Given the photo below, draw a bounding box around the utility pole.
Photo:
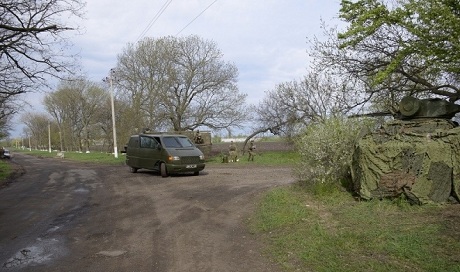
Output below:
[105,69,118,158]
[48,121,51,153]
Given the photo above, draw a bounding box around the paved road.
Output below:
[0,153,294,271]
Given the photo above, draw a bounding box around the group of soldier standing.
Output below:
[192,130,257,162]
[228,140,256,162]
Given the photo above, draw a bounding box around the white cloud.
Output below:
[13,0,342,136]
[74,0,341,85]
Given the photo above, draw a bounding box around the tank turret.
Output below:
[399,96,460,119]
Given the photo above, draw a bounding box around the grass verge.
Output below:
[249,183,460,272]
[12,149,299,166]
[0,160,12,184]
[12,149,125,165]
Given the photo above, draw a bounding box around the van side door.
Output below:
[126,136,140,168]
[139,136,161,169]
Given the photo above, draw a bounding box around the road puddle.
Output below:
[2,238,67,269]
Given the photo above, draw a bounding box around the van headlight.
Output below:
[199,155,205,160]
[168,156,180,162]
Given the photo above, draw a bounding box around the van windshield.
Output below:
[163,136,194,148]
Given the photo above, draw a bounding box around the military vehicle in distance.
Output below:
[123,133,205,177]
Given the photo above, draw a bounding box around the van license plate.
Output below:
[186,164,197,169]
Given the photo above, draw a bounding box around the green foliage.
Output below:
[251,185,460,271]
[294,117,372,186]
[338,0,390,48]
[337,0,460,101]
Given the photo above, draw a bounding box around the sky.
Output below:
[16,0,343,136]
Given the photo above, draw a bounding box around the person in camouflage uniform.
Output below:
[248,140,256,161]
[228,141,238,162]
[194,130,204,144]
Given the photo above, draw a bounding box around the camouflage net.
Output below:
[351,119,460,204]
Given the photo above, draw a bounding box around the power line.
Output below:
[136,0,173,42]
[176,0,218,35]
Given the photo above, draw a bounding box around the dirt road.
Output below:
[0,153,294,271]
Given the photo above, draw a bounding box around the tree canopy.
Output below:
[43,79,109,152]
[336,0,460,104]
[115,35,247,133]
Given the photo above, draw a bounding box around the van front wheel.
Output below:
[160,163,168,178]
[129,166,138,173]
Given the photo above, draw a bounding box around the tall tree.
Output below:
[20,112,52,149]
[0,0,84,130]
[116,35,247,132]
[44,79,108,152]
[335,0,460,105]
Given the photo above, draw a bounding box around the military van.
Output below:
[124,133,205,177]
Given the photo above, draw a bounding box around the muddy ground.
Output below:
[0,153,294,271]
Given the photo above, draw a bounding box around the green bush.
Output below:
[294,116,373,188]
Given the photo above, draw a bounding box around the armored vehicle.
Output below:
[124,133,205,177]
[352,96,460,204]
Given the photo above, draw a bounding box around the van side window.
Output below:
[128,137,139,147]
[140,136,158,149]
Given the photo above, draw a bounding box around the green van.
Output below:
[124,133,206,177]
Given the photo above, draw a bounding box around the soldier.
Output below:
[228,141,238,162]
[194,130,204,144]
[248,140,256,161]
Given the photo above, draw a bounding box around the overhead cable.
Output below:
[136,0,173,42]
[176,0,218,35]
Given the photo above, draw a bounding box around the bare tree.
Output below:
[249,70,364,144]
[44,79,108,152]
[0,0,84,132]
[116,35,247,132]
[20,112,51,149]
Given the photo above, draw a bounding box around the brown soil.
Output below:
[0,154,294,271]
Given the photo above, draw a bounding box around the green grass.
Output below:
[207,150,299,165]
[12,149,125,165]
[249,184,460,272]
[0,160,12,182]
[15,149,299,166]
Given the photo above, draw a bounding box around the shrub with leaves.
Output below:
[294,117,372,186]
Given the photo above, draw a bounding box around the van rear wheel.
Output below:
[160,163,168,178]
[129,166,138,173]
